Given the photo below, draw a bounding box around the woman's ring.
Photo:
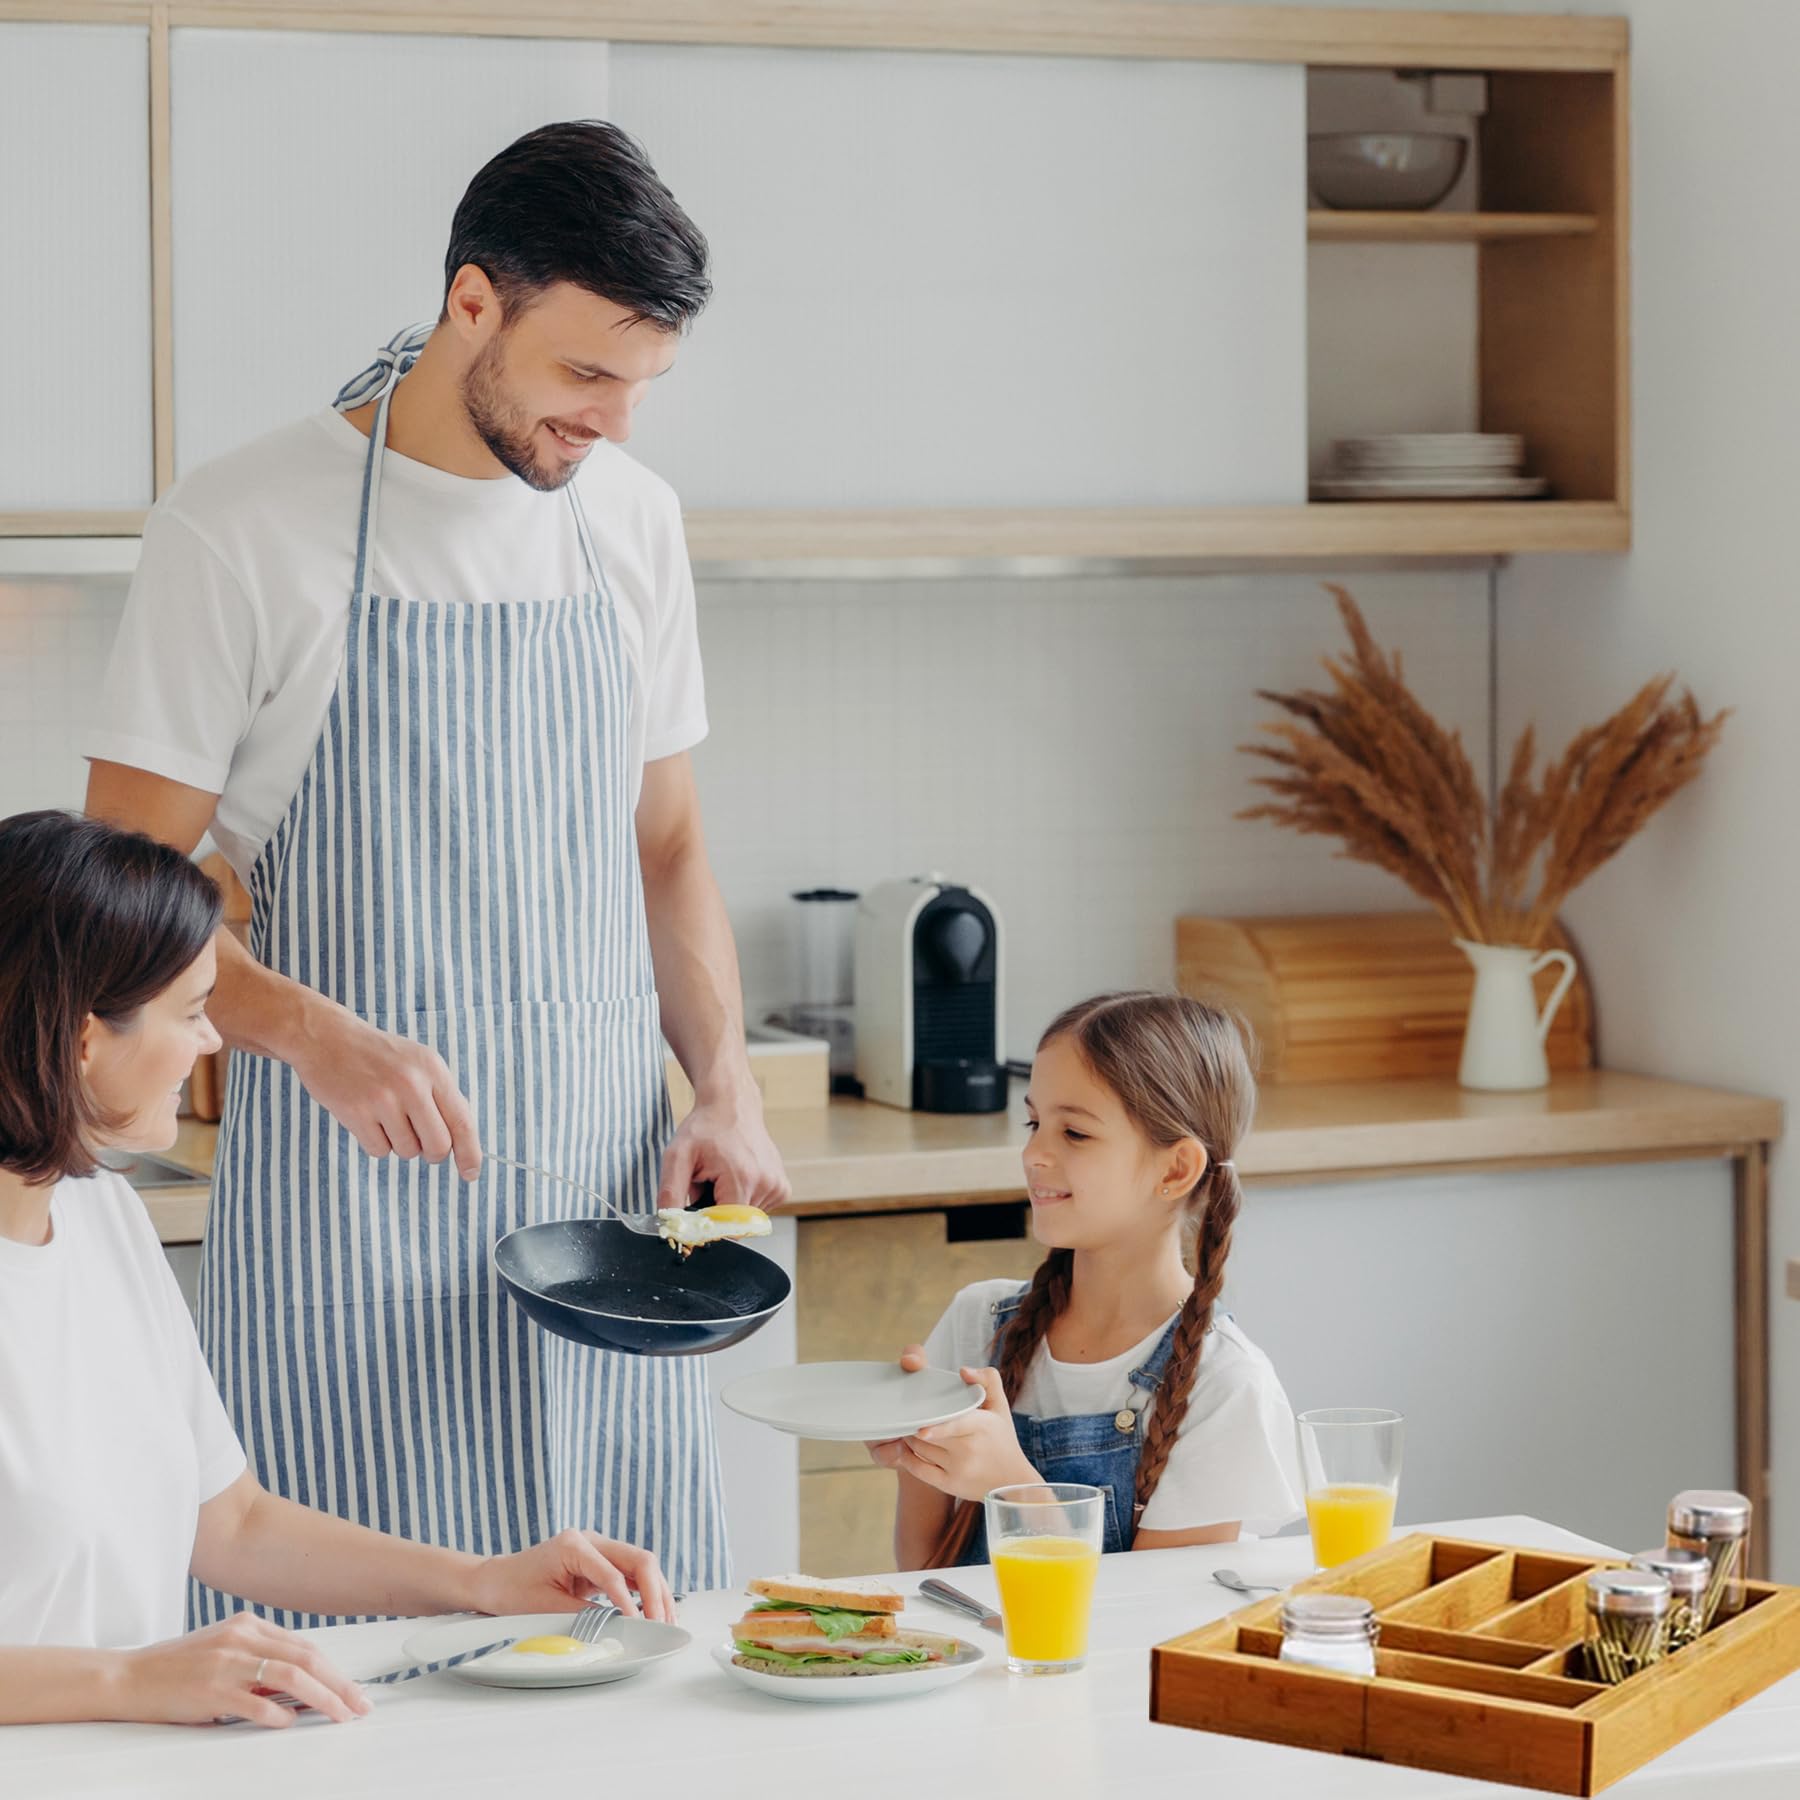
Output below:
[254,1657,269,1689]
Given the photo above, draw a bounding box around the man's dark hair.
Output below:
[0,811,222,1185]
[444,120,710,331]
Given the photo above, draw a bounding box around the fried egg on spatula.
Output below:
[657,1203,773,1256]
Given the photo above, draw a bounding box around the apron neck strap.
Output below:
[352,383,395,608]
[566,480,606,596]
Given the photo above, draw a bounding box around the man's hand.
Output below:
[657,1088,790,1213]
[292,1005,482,1179]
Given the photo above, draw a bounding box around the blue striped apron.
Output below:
[194,351,728,1624]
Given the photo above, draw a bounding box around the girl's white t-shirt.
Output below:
[84,406,708,889]
[924,1278,1303,1536]
[0,1172,246,1648]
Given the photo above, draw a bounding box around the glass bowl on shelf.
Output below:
[1307,132,1467,211]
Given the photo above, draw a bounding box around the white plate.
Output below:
[1334,433,1523,470]
[720,1361,983,1441]
[399,1612,690,1689]
[1312,473,1548,500]
[710,1633,986,1703]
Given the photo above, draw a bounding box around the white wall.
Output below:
[1494,0,1800,1579]
[0,580,126,821]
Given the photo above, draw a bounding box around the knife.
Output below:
[362,1631,522,1686]
[917,1578,1003,1634]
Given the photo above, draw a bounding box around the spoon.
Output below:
[1213,1569,1283,1598]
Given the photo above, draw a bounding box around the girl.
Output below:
[874,992,1301,1567]
[0,811,674,1729]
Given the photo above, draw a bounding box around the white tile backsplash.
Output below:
[693,569,1493,1052]
[1,567,1491,1055]
[0,578,128,819]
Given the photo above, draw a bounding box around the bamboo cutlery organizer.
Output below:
[1150,1535,1800,1794]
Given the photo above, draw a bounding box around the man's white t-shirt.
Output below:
[0,1172,246,1649]
[85,407,709,888]
[924,1278,1303,1536]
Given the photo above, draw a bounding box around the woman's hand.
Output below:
[114,1613,370,1728]
[868,1348,1037,1503]
[467,1530,677,1624]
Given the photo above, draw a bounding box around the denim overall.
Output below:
[959,1290,1177,1564]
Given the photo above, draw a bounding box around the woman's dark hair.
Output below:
[0,811,222,1185]
[444,120,711,330]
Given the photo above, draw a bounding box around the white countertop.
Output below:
[6,1518,1797,1799]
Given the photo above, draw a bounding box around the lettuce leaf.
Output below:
[732,1639,931,1668]
[748,1599,879,1642]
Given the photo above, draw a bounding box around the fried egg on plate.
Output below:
[475,1634,623,1673]
[657,1204,773,1254]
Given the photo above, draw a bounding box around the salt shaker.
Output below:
[1667,1490,1752,1628]
[1628,1547,1709,1651]
[1585,1569,1669,1685]
[1278,1593,1378,1677]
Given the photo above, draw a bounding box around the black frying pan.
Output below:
[492,1216,791,1357]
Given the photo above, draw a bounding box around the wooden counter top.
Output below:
[146,1069,1781,1243]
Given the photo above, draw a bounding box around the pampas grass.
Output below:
[1239,586,1730,948]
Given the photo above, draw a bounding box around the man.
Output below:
[85,121,787,1610]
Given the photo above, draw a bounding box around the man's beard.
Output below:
[460,335,581,493]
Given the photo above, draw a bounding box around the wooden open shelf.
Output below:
[681,501,1629,566]
[1152,1535,1800,1795]
[1308,210,1598,243]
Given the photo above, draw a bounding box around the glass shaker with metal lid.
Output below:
[1628,1547,1709,1651]
[1585,1568,1670,1685]
[1668,1489,1752,1628]
[1278,1593,1378,1677]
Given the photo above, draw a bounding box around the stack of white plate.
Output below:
[1313,433,1547,500]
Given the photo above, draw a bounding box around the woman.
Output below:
[0,811,674,1728]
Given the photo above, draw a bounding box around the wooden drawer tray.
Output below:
[1150,1535,1800,1794]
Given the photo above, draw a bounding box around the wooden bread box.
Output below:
[1175,911,1593,1084]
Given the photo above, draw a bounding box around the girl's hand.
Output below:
[115,1614,370,1728]
[467,1529,677,1624]
[873,1364,1038,1503]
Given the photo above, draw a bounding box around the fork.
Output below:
[486,1153,711,1235]
[571,1599,621,1645]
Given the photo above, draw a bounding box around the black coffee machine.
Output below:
[853,874,1006,1113]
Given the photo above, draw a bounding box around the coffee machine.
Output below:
[854,874,1005,1113]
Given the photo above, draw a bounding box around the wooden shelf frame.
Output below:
[0,2,1631,561]
[1309,209,1599,243]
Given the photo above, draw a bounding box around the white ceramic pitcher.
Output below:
[1454,939,1578,1092]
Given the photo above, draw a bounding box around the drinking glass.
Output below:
[984,1482,1104,1676]
[1297,1408,1404,1569]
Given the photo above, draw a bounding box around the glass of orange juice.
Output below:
[1297,1408,1404,1569]
[984,1482,1104,1676]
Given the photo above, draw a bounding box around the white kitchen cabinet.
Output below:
[0,23,154,511]
[609,44,1307,509]
[169,30,611,474]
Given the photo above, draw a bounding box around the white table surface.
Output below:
[6,1517,1797,1800]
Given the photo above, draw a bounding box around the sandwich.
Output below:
[729,1574,961,1678]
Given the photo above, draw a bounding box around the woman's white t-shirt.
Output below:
[0,1172,246,1648]
[84,407,708,888]
[924,1278,1303,1536]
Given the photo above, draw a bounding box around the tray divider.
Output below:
[1377,1622,1556,1669]
[1380,1552,1518,1630]
[1478,1571,1606,1645]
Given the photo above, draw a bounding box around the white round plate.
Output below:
[1313,473,1548,500]
[720,1361,983,1442]
[399,1612,690,1689]
[710,1633,986,1703]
